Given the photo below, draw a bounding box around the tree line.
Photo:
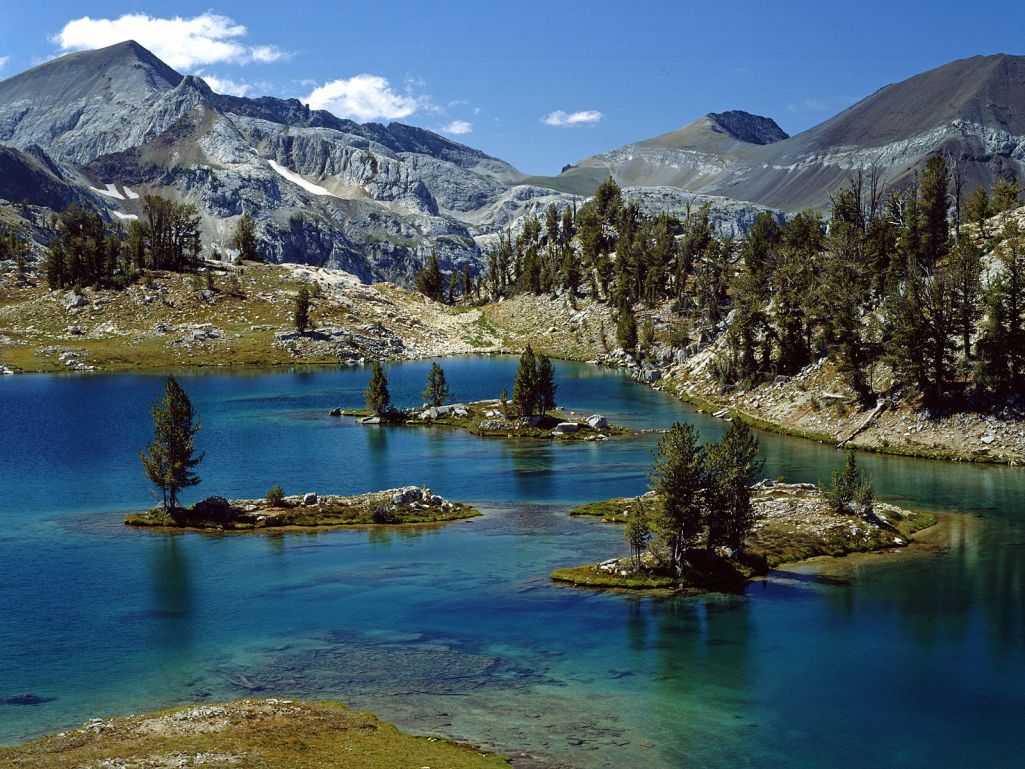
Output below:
[415,165,1023,403]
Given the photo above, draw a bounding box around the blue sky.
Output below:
[1,1,1023,174]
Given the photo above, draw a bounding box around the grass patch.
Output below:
[0,699,509,769]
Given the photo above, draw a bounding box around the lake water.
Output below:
[1,357,1023,768]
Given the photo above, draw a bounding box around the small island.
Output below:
[0,699,509,769]
[553,421,937,593]
[334,348,633,441]
[336,399,630,441]
[126,486,480,530]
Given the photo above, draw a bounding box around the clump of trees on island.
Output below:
[622,422,876,578]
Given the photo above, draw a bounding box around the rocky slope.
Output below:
[0,41,549,283]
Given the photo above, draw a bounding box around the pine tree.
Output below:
[624,503,652,571]
[139,376,204,513]
[415,250,444,301]
[536,353,557,414]
[825,453,872,517]
[649,422,706,572]
[976,221,1025,392]
[234,213,260,262]
[364,361,391,415]
[946,237,983,358]
[512,345,539,417]
[705,421,763,553]
[918,156,950,269]
[965,186,991,239]
[617,308,638,354]
[294,285,312,333]
[423,361,449,406]
[990,178,1021,213]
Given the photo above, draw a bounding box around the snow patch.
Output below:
[112,211,138,221]
[122,186,140,200]
[90,183,126,200]
[266,160,340,198]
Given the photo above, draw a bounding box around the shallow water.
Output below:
[1,357,1023,767]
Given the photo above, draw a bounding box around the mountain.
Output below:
[543,54,1025,211]
[0,41,566,282]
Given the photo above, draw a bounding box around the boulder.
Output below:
[66,325,83,336]
[360,416,382,425]
[190,496,238,523]
[586,414,609,429]
[302,492,318,506]
[553,422,579,434]
[329,407,342,417]
[62,291,87,310]
[520,415,542,427]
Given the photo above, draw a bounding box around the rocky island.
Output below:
[125,486,479,531]
[553,481,937,592]
[0,699,509,769]
[336,399,631,441]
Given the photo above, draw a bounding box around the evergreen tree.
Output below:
[422,361,449,406]
[650,422,706,572]
[624,503,652,570]
[918,156,950,269]
[536,353,557,414]
[990,178,1021,213]
[976,221,1025,392]
[705,421,763,552]
[364,361,391,415]
[234,213,260,262]
[512,345,539,417]
[415,250,444,301]
[293,285,312,333]
[965,186,992,239]
[143,195,201,271]
[946,237,983,358]
[617,307,638,354]
[139,376,204,513]
[826,453,873,517]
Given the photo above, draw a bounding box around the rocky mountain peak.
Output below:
[705,111,788,145]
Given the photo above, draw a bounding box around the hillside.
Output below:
[546,54,1025,211]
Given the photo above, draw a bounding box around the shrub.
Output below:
[266,484,286,506]
[370,501,397,524]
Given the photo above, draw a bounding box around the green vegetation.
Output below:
[266,484,285,506]
[0,699,509,769]
[511,344,556,417]
[233,212,261,262]
[126,488,480,530]
[139,375,204,514]
[293,284,312,333]
[414,249,444,301]
[554,418,937,593]
[364,361,390,415]
[423,361,449,406]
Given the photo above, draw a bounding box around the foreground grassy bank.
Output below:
[125,487,479,531]
[554,483,938,593]
[0,699,509,769]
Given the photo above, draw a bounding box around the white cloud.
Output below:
[441,120,473,135]
[199,74,251,97]
[541,109,604,127]
[0,56,8,71]
[305,74,425,122]
[52,12,286,70]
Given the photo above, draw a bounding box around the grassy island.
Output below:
[336,399,633,441]
[0,698,509,769]
[125,486,480,530]
[553,482,937,593]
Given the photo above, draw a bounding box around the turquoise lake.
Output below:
[1,357,1023,768]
